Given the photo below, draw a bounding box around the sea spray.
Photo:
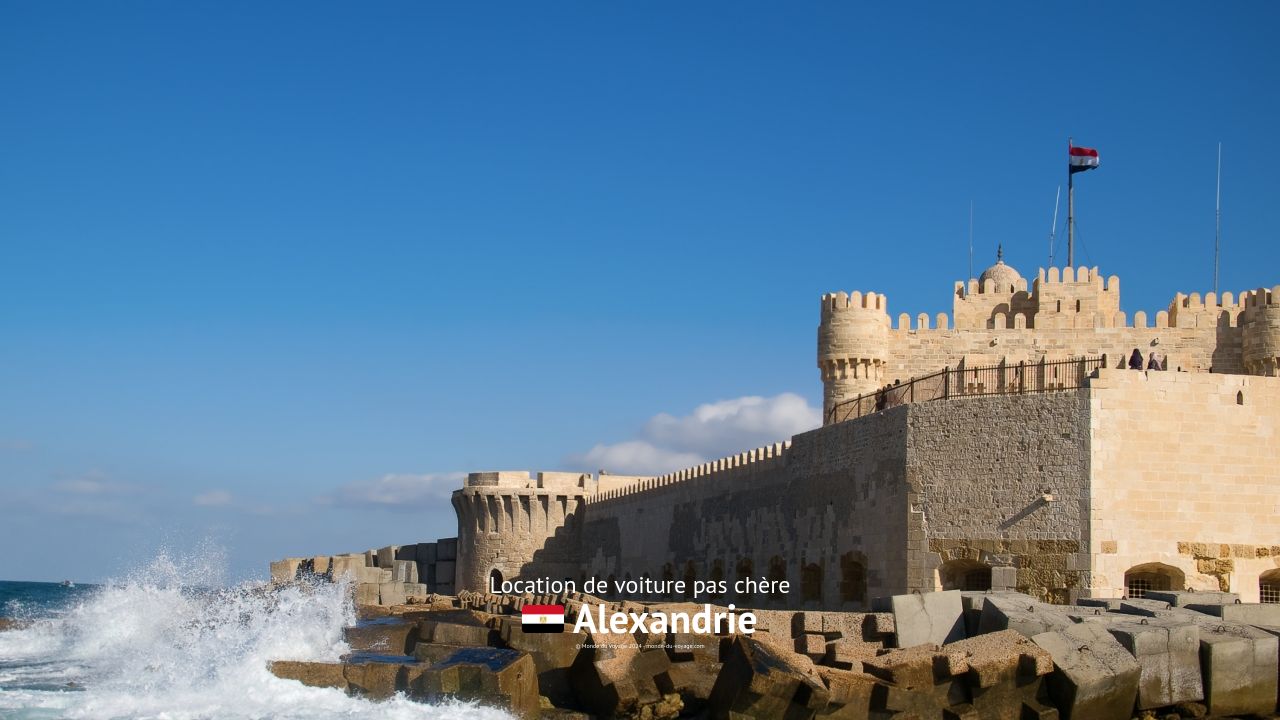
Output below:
[0,551,513,720]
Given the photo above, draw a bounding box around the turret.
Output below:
[817,290,890,424]
[452,471,593,592]
[1242,286,1280,376]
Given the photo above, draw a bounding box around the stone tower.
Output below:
[816,290,891,420]
[1242,287,1280,376]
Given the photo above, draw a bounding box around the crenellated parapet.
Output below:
[817,290,891,419]
[1242,286,1280,376]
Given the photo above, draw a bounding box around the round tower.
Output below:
[817,290,891,424]
[1242,286,1280,376]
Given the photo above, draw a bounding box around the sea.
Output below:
[0,555,511,720]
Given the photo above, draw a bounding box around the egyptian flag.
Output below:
[521,604,565,633]
[1069,145,1100,174]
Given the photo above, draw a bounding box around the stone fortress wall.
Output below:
[450,261,1280,610]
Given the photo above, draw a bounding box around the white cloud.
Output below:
[565,392,821,476]
[194,490,233,507]
[330,472,465,510]
[53,471,137,496]
[569,441,705,477]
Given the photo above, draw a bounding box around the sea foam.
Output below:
[0,550,512,720]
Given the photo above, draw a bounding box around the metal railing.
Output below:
[826,355,1106,425]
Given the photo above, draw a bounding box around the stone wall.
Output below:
[1087,369,1280,601]
[904,392,1092,602]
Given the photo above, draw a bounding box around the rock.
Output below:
[268,660,349,691]
[1032,622,1140,720]
[343,617,420,655]
[499,622,583,707]
[1105,619,1203,709]
[886,590,966,647]
[413,647,540,719]
[708,635,830,719]
[635,692,683,720]
[1171,700,1207,718]
[0,618,28,632]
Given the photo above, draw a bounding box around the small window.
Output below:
[1262,570,1280,604]
[1237,391,1245,405]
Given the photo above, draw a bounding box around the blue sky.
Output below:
[2,2,1277,583]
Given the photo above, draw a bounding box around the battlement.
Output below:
[1032,265,1118,288]
[463,470,649,494]
[821,290,888,316]
[582,440,792,505]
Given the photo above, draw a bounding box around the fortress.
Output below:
[450,257,1280,609]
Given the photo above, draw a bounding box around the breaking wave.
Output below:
[0,549,512,720]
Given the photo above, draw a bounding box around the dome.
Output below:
[978,246,1022,289]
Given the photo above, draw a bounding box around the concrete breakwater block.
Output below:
[417,647,540,720]
[1143,590,1239,609]
[945,630,1057,719]
[570,632,673,717]
[1200,601,1280,627]
[343,617,420,655]
[1104,619,1203,709]
[881,589,965,647]
[707,635,829,719]
[1032,622,1140,720]
[1194,621,1278,717]
[499,622,584,707]
[860,643,969,717]
[977,594,1072,639]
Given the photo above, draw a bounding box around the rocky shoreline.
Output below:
[263,585,1280,720]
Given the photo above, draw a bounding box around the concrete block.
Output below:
[420,616,499,647]
[343,657,427,700]
[394,545,417,562]
[436,537,458,561]
[375,546,398,568]
[1144,590,1238,608]
[416,542,437,564]
[392,559,418,584]
[990,566,1017,591]
[888,590,965,647]
[813,665,877,718]
[1032,623,1140,720]
[824,637,881,670]
[355,582,379,606]
[378,581,407,607]
[435,560,456,584]
[268,660,349,691]
[944,630,1055,720]
[1106,619,1203,709]
[330,554,364,581]
[977,595,1072,639]
[707,636,829,719]
[500,622,583,707]
[270,558,301,583]
[310,556,331,575]
[570,632,673,717]
[343,617,420,655]
[1194,622,1278,717]
[413,647,539,719]
[1203,602,1280,627]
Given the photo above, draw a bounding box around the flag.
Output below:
[521,604,565,633]
[1069,145,1100,174]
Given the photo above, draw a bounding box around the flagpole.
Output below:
[1067,137,1075,268]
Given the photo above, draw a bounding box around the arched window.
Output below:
[768,556,787,599]
[939,559,991,591]
[1260,569,1280,604]
[1124,563,1185,598]
[840,552,868,606]
[489,568,504,590]
[1237,391,1245,406]
[801,562,823,603]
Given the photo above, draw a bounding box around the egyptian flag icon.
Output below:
[521,604,565,633]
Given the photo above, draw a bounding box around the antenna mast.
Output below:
[968,200,974,281]
[1214,142,1222,297]
[1049,185,1061,267]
